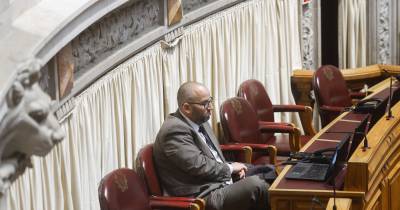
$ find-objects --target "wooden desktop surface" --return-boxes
[269,78,400,210]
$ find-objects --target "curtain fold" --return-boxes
[6,46,165,210]
[6,0,302,209]
[163,0,302,130]
[339,0,367,69]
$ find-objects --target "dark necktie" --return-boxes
[198,125,218,152]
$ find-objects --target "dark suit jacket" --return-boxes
[153,110,231,197]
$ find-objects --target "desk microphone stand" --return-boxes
[332,178,337,210]
[386,76,394,120]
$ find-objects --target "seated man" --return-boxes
[153,81,273,210]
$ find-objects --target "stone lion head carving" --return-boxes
[0,59,64,195]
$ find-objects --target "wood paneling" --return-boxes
[326,198,352,210]
[56,44,74,99]
[167,0,183,26]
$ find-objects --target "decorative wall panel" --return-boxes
[71,0,161,77]
[182,0,217,14]
[300,0,320,71]
[377,0,391,64]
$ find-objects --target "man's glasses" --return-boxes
[187,97,213,109]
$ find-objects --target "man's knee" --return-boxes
[244,176,270,210]
[243,175,270,196]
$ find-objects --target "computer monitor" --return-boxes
[348,115,370,157]
[331,133,351,170]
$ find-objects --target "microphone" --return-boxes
[362,84,369,97]
[386,74,394,119]
[332,178,337,210]
[381,69,395,119]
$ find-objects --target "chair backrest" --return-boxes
[237,79,275,140]
[98,168,151,210]
[136,144,163,196]
[313,65,352,125]
[237,79,275,122]
[220,97,262,144]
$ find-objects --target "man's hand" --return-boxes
[231,162,247,179]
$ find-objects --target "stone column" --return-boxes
[301,0,321,71]
[300,0,321,129]
[369,0,398,65]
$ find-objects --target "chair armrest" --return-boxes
[222,143,277,165]
[272,105,316,136]
[150,196,205,210]
[272,104,308,112]
[258,121,296,133]
[220,144,252,164]
[260,121,292,126]
[237,144,277,165]
[259,122,302,152]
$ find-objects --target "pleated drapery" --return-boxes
[6,0,302,209]
[338,0,367,69]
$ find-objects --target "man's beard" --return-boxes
[198,114,211,124]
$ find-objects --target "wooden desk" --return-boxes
[269,79,400,210]
[290,64,400,130]
[326,198,352,210]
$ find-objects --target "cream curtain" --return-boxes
[163,0,302,129]
[6,46,165,210]
[6,0,302,209]
[338,0,367,69]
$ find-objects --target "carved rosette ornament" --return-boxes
[0,59,64,196]
[377,0,391,64]
[301,2,315,70]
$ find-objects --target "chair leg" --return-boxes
[294,127,302,151]
[242,146,253,164]
[300,106,317,136]
[267,145,277,165]
[193,198,206,210]
[288,125,301,152]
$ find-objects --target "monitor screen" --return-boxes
[348,115,370,157]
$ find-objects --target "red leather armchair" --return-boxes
[135,143,254,210]
[313,65,365,127]
[98,168,202,210]
[221,97,300,164]
[237,79,315,154]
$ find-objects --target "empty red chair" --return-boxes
[313,65,364,127]
[220,97,299,164]
[237,79,315,154]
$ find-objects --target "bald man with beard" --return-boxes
[153,81,272,210]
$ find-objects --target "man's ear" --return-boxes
[181,103,191,115]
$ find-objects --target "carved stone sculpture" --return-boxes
[0,59,64,196]
[301,2,316,70]
[377,0,391,64]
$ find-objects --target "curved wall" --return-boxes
[0,0,246,206]
[0,0,246,122]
